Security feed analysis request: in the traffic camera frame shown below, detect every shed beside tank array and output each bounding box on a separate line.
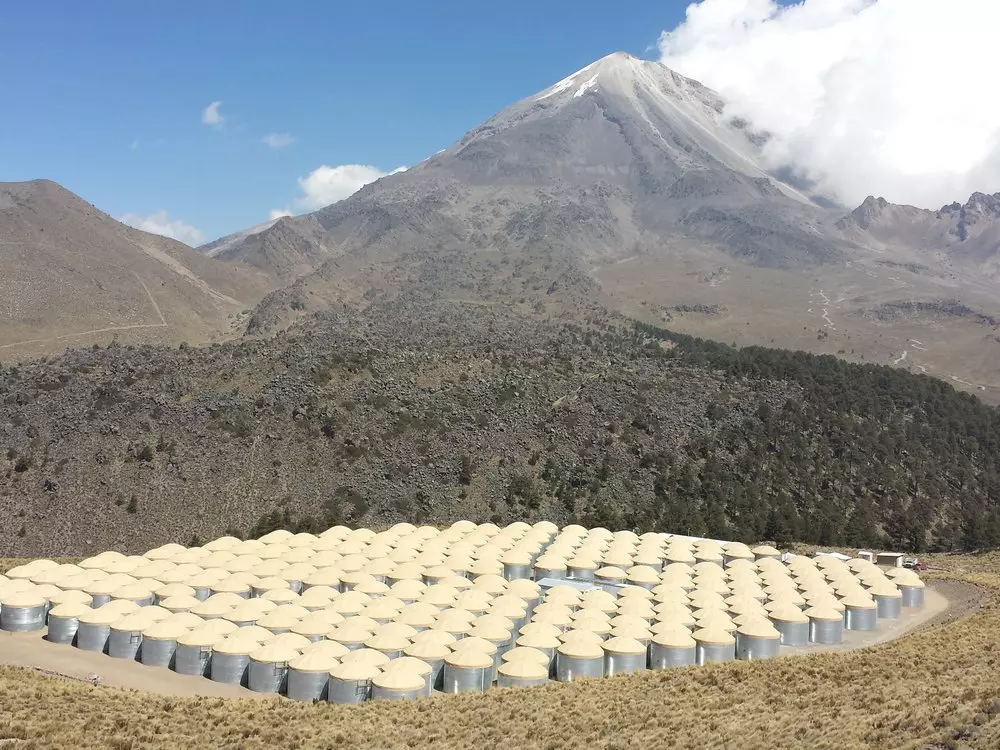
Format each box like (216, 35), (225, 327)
(0, 522), (927, 703)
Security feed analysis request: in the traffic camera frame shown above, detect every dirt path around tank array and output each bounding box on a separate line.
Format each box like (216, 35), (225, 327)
(0, 581), (980, 700)
(0, 630), (268, 699)
(781, 581), (965, 656)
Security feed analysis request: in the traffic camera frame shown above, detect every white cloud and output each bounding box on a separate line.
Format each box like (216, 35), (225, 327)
(201, 101), (225, 127)
(269, 208), (293, 220)
(658, 0), (1000, 208)
(261, 133), (295, 149)
(293, 164), (406, 211)
(119, 210), (206, 246)
(130, 139), (139, 152)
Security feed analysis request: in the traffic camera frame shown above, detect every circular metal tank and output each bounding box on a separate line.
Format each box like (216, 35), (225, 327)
(327, 661), (379, 704)
(403, 641), (449, 692)
(497, 659), (549, 688)
(329, 621), (376, 651)
(899, 581), (925, 609)
(806, 606), (845, 643)
(842, 595), (878, 631)
(365, 632), (410, 661)
(371, 669), (425, 701)
(735, 620), (781, 660)
(768, 605), (809, 646)
(501, 551), (532, 581)
(602, 636), (647, 676)
(76, 604), (132, 652)
(442, 648), (493, 693)
(248, 640), (305, 693)
(45, 602), (91, 645)
(140, 619), (191, 668)
(649, 629), (696, 669)
(555, 640), (604, 682)
(752, 545), (782, 561)
(174, 627), (227, 676)
(532, 557), (567, 582)
(693, 627), (736, 665)
(286, 643), (347, 701)
(566, 559), (598, 582)
(869, 584), (903, 619)
(109, 612), (155, 660)
(210, 635), (261, 685)
(382, 657), (434, 697)
(0, 591), (47, 632)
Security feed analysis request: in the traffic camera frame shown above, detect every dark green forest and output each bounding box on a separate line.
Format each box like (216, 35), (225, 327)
(632, 321), (1000, 552)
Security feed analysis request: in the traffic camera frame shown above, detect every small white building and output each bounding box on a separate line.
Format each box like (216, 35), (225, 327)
(876, 552), (905, 568)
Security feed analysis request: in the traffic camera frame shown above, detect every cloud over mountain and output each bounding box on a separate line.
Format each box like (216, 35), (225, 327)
(658, 0), (1000, 208)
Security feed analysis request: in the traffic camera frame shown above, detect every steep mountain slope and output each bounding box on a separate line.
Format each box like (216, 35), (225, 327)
(211, 53), (843, 330)
(838, 192), (1000, 278)
(199, 214), (330, 280)
(0, 180), (276, 355)
(1, 298), (998, 556)
(203, 52), (1000, 398)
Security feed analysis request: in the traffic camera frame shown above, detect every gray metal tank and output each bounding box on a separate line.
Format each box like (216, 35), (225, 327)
(75, 607), (126, 653)
(649, 631), (697, 669)
(140, 619), (193, 668)
(899, 583), (925, 609)
(109, 615), (149, 660)
(693, 628), (736, 665)
(843, 600), (877, 631)
(248, 641), (302, 694)
(501, 551), (532, 582)
(0, 592), (47, 632)
(566, 561), (598, 582)
(497, 659), (549, 688)
(327, 662), (378, 704)
(173, 627), (228, 676)
(44, 602), (91, 645)
(768, 606), (809, 646)
(76, 623), (112, 652)
(533, 559), (567, 582)
(871, 586), (903, 619)
(371, 670), (424, 701)
(555, 641), (604, 682)
(210, 636), (259, 685)
(735, 622), (781, 661)
(807, 607), (845, 643)
(602, 637), (647, 676)
(403, 641), (449, 692)
(285, 646), (345, 701)
(442, 649), (493, 693)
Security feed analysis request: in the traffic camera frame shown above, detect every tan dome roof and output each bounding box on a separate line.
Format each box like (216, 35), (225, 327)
(651, 628), (696, 648)
(692, 627), (736, 646)
(47, 602), (92, 618)
(498, 660), (548, 679)
(329, 661), (381, 681)
(372, 669), (424, 691)
(445, 648), (494, 668)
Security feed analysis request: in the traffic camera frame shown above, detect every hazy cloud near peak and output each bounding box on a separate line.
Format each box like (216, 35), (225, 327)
(295, 164), (406, 211)
(119, 210), (205, 246)
(201, 101), (225, 127)
(262, 133), (295, 149)
(658, 0), (1000, 209)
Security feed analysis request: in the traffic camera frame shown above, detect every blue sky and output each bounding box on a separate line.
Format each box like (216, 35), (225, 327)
(0, 1), (695, 243)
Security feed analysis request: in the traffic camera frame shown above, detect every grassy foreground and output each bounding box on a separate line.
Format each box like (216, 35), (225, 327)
(0, 556), (998, 749)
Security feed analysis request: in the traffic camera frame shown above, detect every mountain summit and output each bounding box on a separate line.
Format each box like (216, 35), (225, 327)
(207, 52), (842, 329)
(200, 53), (1000, 397)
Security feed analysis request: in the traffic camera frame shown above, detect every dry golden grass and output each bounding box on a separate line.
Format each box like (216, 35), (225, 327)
(0, 555), (997, 749)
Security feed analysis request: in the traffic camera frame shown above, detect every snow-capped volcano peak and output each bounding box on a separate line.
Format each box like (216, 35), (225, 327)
(535, 52), (645, 101)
